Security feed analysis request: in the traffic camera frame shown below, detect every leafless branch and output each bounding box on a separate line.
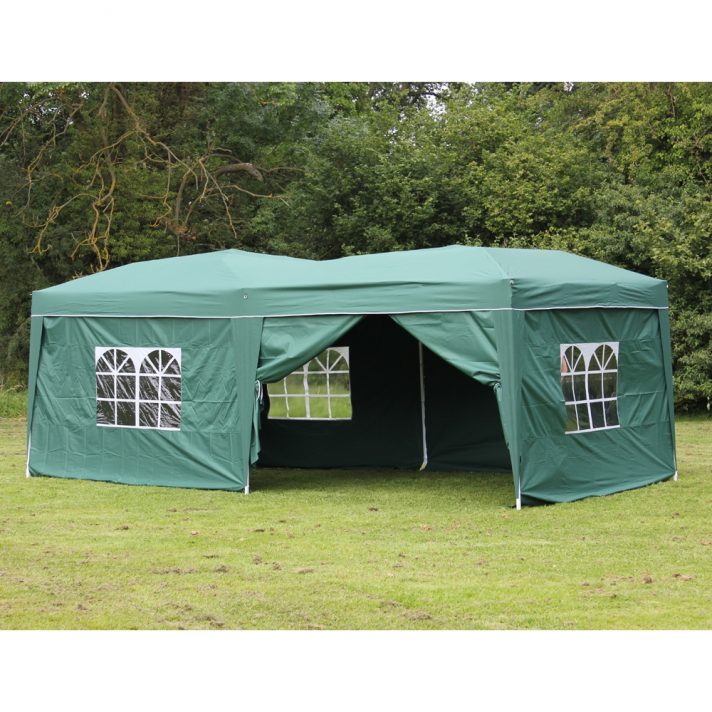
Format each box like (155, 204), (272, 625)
(3, 83), (296, 268)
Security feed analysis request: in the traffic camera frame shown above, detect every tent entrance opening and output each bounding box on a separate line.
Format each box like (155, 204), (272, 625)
(257, 315), (511, 472)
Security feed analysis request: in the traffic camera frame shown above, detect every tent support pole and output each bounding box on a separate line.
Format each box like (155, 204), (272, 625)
(25, 432), (31, 478)
(516, 475), (522, 510)
(244, 485), (250, 495)
(673, 470), (678, 482)
(418, 342), (428, 471)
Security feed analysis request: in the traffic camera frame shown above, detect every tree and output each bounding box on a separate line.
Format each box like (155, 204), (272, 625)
(0, 82), (710, 409)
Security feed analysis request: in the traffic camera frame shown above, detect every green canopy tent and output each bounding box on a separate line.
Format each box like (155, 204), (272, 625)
(26, 245), (677, 507)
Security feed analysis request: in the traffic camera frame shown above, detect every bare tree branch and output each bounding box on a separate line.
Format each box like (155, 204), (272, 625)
(2, 83), (295, 270)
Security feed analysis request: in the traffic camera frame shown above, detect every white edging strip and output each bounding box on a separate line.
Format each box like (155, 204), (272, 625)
(418, 342), (428, 472)
(31, 305), (668, 319)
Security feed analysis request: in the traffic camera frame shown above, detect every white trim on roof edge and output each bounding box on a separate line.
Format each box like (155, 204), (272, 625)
(32, 305), (668, 319)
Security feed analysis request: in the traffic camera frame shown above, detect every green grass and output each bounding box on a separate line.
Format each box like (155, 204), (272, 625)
(0, 387), (26, 418)
(1, 405), (711, 629)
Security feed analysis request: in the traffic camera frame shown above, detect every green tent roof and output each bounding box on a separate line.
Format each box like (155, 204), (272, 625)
(32, 245), (668, 318)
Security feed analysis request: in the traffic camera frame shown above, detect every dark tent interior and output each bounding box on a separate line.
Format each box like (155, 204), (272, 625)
(257, 316), (512, 472)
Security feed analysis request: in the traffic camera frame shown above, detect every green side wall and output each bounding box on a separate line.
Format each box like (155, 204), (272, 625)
(518, 309), (676, 503)
(26, 307), (676, 505)
(28, 316), (262, 491)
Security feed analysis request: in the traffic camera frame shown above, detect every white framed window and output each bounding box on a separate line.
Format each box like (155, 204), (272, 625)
(560, 342), (619, 434)
(96, 347), (181, 430)
(267, 347), (352, 420)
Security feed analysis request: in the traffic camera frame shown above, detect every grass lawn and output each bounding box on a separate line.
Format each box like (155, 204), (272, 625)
(1, 406), (711, 629)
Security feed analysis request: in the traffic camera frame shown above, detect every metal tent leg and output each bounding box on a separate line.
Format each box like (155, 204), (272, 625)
(25, 433), (31, 478)
(418, 342), (428, 471)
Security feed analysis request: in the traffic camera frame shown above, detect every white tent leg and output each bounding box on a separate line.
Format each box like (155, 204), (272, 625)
(516, 476), (522, 510)
(418, 342), (428, 471)
(244, 485), (250, 494)
(25, 433), (31, 478)
(673, 470), (678, 482)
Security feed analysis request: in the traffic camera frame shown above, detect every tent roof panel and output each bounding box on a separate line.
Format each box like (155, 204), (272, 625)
(31, 245), (668, 317)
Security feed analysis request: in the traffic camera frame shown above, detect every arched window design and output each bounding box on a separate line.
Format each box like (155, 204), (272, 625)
(560, 342), (619, 434)
(560, 345), (587, 432)
(588, 344), (619, 429)
(95, 347), (181, 430)
(139, 349), (182, 429)
(96, 348), (137, 426)
(267, 347), (352, 420)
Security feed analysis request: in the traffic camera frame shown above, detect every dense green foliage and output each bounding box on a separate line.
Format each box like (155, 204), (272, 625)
(1, 82), (710, 407)
(1, 412), (711, 628)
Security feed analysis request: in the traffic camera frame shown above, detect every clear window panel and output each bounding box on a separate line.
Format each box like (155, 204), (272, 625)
(591, 346), (605, 371)
(116, 375), (136, 400)
(268, 396), (288, 418)
(159, 350), (174, 371)
(141, 351), (161, 373)
(564, 403), (579, 432)
(266, 347), (352, 420)
(588, 372), (604, 399)
(595, 345), (616, 370)
(161, 377), (181, 402)
(330, 373), (350, 395)
(97, 400), (115, 426)
(139, 402), (159, 428)
(328, 349), (346, 369)
(308, 397), (331, 418)
(573, 374), (587, 401)
(116, 401), (136, 427)
(561, 342), (619, 435)
(331, 396), (352, 420)
(96, 374), (114, 399)
(96, 346), (182, 430)
(285, 373), (304, 394)
(160, 402), (181, 429)
(307, 373), (327, 394)
(163, 358), (180, 375)
(308, 352), (328, 372)
(286, 397), (307, 418)
(116, 352), (134, 373)
(139, 375), (159, 400)
(576, 403), (591, 431)
(561, 374), (574, 402)
(96, 352), (114, 373)
(563, 345), (583, 373)
(590, 400), (606, 429)
(603, 371), (618, 399)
